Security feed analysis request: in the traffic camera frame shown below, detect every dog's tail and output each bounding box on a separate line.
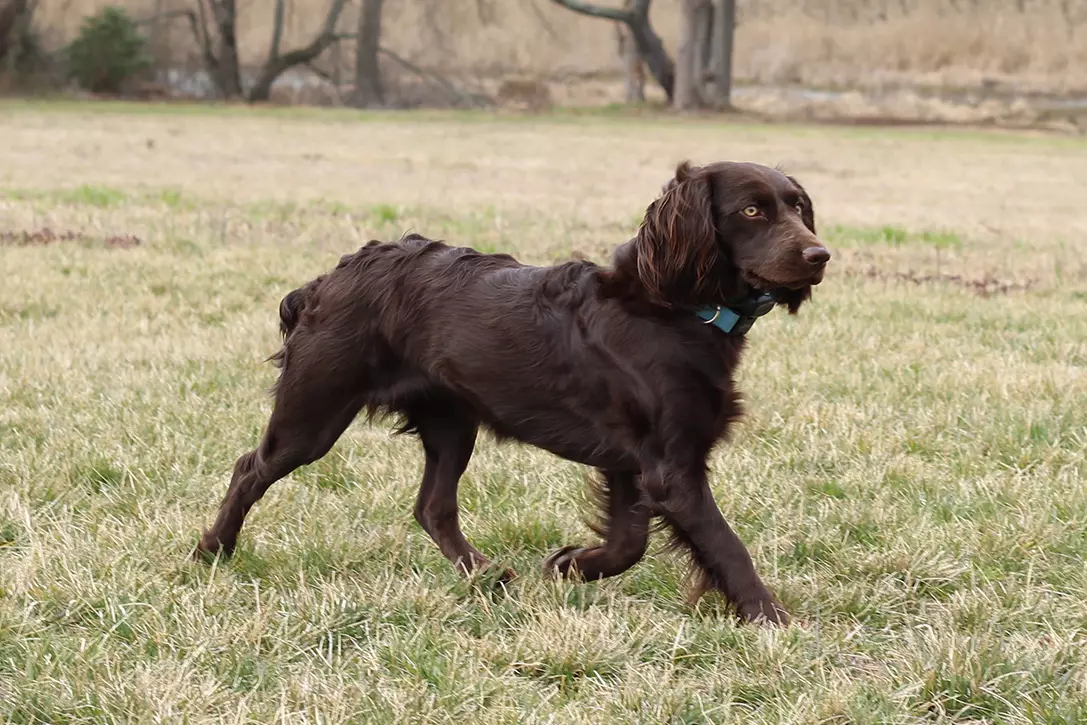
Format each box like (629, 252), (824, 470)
(268, 275), (325, 369)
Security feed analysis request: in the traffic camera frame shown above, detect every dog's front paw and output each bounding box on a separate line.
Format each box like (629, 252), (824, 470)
(542, 546), (590, 579)
(736, 596), (790, 627)
(192, 531), (235, 563)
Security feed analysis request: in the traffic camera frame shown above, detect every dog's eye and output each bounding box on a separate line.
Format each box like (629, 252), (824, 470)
(795, 202), (805, 214)
(741, 205), (760, 218)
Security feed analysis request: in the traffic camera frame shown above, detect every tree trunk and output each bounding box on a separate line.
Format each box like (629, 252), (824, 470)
(710, 0), (735, 107)
(626, 10), (673, 101)
(209, 0), (242, 99)
(698, 1), (713, 81)
(353, 0), (384, 107)
(614, 16), (644, 103)
(246, 0), (349, 102)
(674, 0), (709, 110)
(0, 0), (30, 68)
(620, 31), (645, 103)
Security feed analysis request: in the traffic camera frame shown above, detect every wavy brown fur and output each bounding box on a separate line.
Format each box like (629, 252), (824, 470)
(194, 160), (832, 626)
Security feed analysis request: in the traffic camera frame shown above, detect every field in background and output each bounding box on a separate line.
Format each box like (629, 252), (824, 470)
(30, 0), (1087, 97)
(1, 101), (1086, 722)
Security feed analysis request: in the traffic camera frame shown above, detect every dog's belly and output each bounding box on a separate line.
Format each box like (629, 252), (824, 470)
(477, 404), (639, 472)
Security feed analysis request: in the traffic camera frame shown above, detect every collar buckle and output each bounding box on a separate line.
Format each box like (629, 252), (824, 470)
(695, 291), (778, 336)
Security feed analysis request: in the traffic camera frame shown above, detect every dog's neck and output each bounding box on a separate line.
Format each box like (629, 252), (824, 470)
(607, 238), (773, 335)
(694, 291), (778, 336)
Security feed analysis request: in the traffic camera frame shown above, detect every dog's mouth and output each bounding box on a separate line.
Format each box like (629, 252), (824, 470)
(744, 269), (822, 293)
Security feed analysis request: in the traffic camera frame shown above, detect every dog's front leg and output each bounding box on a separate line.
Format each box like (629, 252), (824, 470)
(642, 464), (789, 625)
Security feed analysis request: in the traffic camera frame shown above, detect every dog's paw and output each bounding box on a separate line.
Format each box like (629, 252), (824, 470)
(542, 545), (590, 579)
(191, 531), (234, 563)
(487, 566), (518, 588)
(737, 597), (791, 627)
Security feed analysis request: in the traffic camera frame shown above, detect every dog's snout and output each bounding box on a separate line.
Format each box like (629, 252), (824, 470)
(802, 246), (831, 266)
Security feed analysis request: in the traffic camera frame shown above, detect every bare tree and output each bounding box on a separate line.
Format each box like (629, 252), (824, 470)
(353, 0), (383, 107)
(698, 1), (713, 77)
(674, 0), (710, 110)
(199, 0), (242, 99)
(247, 0), (350, 102)
(615, 24), (645, 103)
(551, 0), (674, 102)
(709, 0), (736, 107)
(187, 0), (349, 102)
(0, 0), (30, 70)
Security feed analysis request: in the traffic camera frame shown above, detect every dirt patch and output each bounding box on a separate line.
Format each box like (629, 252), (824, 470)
(0, 227), (142, 248)
(0, 228), (85, 246)
(852, 266), (1037, 298)
(105, 234), (142, 248)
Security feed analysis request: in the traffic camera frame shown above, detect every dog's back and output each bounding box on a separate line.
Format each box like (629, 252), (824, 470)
(274, 233), (517, 334)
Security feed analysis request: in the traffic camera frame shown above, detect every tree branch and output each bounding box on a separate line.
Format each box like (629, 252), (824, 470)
(549, 0), (632, 22)
(552, 0), (671, 99)
(314, 32), (486, 109)
(303, 60), (348, 105)
(377, 46), (487, 108)
(474, 0), (496, 24)
(528, 0), (561, 41)
(193, 1), (220, 75)
(268, 0), (285, 65)
(304, 60), (333, 84)
(247, 0), (350, 101)
(137, 7), (219, 76)
(135, 8), (190, 26)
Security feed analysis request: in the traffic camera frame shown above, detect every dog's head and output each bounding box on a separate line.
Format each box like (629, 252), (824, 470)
(632, 160), (830, 313)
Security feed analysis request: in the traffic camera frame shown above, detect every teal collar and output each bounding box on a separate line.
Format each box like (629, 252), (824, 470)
(695, 292), (777, 336)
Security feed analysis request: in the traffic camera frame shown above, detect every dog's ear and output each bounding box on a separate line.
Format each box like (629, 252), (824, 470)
(634, 161), (719, 307)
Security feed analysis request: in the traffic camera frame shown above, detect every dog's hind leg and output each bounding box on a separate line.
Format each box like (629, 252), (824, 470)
(409, 398), (513, 583)
(542, 470), (650, 580)
(194, 331), (364, 560)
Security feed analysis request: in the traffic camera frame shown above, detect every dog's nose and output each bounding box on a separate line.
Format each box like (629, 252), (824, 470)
(802, 246), (831, 266)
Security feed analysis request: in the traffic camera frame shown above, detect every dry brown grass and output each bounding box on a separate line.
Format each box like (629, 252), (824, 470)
(3, 103), (1086, 260)
(1, 101), (1086, 723)
(29, 0), (1087, 96)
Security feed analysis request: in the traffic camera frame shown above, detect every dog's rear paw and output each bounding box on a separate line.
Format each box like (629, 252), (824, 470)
(489, 566), (518, 587)
(542, 545), (590, 579)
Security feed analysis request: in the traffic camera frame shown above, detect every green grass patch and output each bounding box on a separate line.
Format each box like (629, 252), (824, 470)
(826, 223), (964, 249)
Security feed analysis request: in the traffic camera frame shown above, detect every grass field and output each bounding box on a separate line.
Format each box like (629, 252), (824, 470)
(1, 101), (1086, 724)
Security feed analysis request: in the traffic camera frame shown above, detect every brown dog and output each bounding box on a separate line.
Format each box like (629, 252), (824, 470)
(194, 161), (831, 625)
